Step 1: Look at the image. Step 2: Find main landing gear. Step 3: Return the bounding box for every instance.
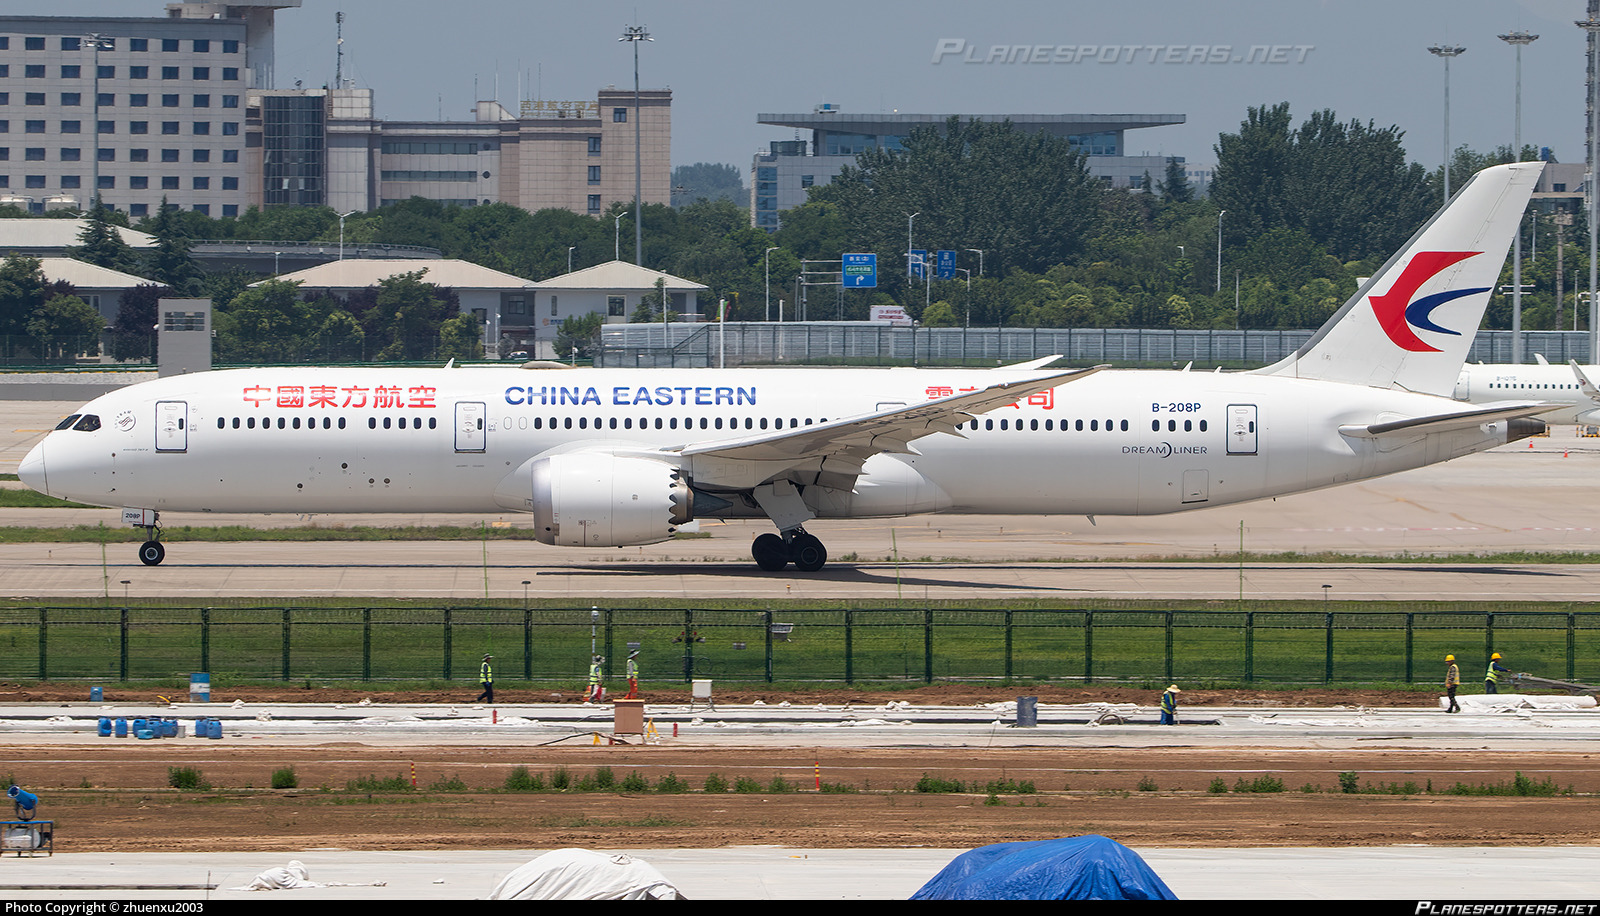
[751,527,828,573]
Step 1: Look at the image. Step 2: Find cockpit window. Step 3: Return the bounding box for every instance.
[72,414,101,432]
[55,415,81,431]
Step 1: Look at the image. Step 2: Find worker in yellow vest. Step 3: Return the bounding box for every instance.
[624,650,640,699]
[476,654,494,704]
[585,655,604,703]
[1444,655,1460,713]
[1485,653,1510,694]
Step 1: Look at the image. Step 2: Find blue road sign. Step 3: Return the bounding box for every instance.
[936,250,956,280]
[843,252,877,288]
[909,249,927,280]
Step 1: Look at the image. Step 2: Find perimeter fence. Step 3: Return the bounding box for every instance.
[3,607,1596,687]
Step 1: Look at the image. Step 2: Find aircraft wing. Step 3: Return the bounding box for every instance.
[1338,401,1551,439]
[676,366,1104,491]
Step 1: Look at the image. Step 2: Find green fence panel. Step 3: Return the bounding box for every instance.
[1008,610,1089,682]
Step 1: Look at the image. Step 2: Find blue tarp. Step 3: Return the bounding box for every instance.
[910,835,1178,901]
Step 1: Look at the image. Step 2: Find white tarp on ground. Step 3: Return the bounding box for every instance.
[229,859,387,891]
[488,849,684,900]
[1437,694,1597,711]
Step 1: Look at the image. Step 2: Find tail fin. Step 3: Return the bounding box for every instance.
[1255,161,1542,395]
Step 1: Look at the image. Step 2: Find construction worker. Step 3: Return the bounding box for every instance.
[476,654,494,704]
[1485,652,1511,694]
[624,650,640,699]
[585,655,604,703]
[1159,685,1180,725]
[1444,655,1460,713]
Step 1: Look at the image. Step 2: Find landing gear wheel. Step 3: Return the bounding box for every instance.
[790,533,827,572]
[752,533,788,572]
[138,540,165,566]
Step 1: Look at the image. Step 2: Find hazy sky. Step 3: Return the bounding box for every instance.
[31,0,1599,172]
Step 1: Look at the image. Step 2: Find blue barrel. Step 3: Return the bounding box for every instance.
[158,719,174,738]
[189,674,210,703]
[114,717,128,738]
[135,727,154,740]
[1016,696,1038,727]
[97,717,112,737]
[206,718,222,739]
[193,718,208,738]
[90,686,102,701]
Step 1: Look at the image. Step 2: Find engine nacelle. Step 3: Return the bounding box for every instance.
[499,452,692,547]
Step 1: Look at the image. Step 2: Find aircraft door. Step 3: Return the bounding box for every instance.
[455,401,486,453]
[1226,404,1258,456]
[1453,369,1470,400]
[155,400,188,452]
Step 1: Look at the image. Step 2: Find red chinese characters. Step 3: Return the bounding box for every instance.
[239,383,441,411]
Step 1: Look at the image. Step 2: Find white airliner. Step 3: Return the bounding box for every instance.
[20,163,1551,573]
[1456,355,1600,426]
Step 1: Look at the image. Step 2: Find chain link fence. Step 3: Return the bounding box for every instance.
[3,606,1595,687]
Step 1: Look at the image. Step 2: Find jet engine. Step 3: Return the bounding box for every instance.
[497,452,693,547]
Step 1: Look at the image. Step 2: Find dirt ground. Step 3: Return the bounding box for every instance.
[4,683,1597,853]
[0,682,1439,708]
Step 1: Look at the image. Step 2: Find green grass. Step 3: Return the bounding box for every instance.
[0,489,97,509]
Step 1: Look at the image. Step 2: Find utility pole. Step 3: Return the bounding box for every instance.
[1581,13,1600,358]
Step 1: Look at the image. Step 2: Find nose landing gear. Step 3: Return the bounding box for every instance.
[127,509,164,566]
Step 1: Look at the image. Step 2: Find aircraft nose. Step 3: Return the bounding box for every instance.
[17,441,47,495]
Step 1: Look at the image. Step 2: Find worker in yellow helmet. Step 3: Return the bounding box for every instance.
[1444,655,1460,713]
[1485,653,1510,695]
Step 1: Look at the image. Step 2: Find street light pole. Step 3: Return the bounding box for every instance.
[764,246,779,321]
[83,33,113,213]
[614,213,623,261]
[1216,210,1226,293]
[956,267,971,327]
[1501,29,1539,364]
[1428,44,1466,203]
[620,25,652,267]
[966,248,984,277]
[567,246,576,273]
[337,210,356,261]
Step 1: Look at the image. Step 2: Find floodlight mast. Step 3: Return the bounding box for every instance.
[620,25,652,267]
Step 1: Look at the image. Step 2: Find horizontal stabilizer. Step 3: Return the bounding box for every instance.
[1338,401,1549,439]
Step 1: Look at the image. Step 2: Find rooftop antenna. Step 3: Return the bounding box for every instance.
[334,11,344,90]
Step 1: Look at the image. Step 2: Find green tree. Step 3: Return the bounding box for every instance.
[108,283,172,362]
[812,118,1103,282]
[1158,157,1194,204]
[363,270,458,361]
[27,294,103,360]
[1212,103,1434,262]
[436,313,484,361]
[214,279,308,362]
[0,256,52,340]
[142,200,203,295]
[70,205,139,273]
[555,312,603,361]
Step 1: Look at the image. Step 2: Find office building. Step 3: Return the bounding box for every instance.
[751,107,1186,229]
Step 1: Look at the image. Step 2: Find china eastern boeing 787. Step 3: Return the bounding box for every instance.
[20,163,1551,572]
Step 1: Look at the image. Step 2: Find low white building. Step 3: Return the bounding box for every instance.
[38,257,161,327]
[266,258,536,353]
[522,260,708,359]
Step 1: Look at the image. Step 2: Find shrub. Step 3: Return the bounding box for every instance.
[655,773,690,794]
[550,767,571,791]
[620,771,650,792]
[1136,777,1158,792]
[427,774,468,792]
[167,766,208,790]
[1232,775,1284,794]
[819,782,858,794]
[1338,771,1359,794]
[346,773,413,792]
[984,778,1036,795]
[914,774,966,794]
[766,775,793,794]
[701,773,728,794]
[732,776,763,794]
[504,766,544,792]
[1207,778,1228,794]
[270,767,298,789]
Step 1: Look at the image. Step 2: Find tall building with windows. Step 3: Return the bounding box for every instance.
[1,2,671,221]
[0,3,298,217]
[751,107,1186,229]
